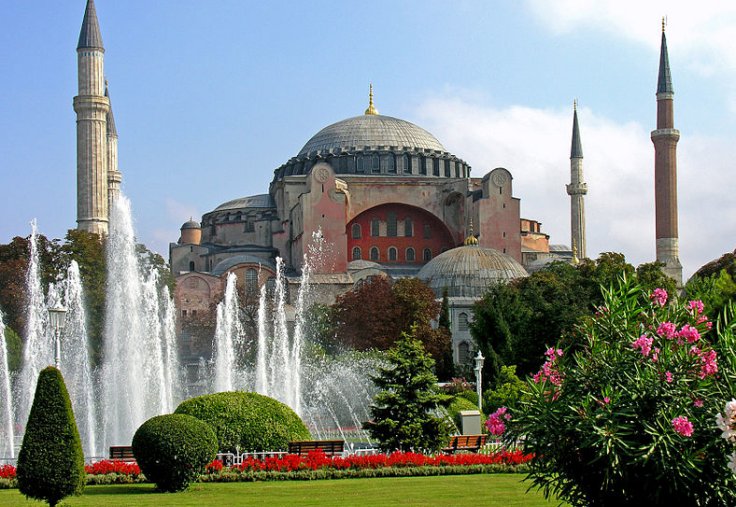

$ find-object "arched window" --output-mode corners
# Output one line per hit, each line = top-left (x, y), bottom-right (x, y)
(352, 247), (362, 261)
(371, 218), (380, 237)
(404, 218), (413, 237)
(370, 247), (379, 261)
(388, 247), (397, 261)
(387, 212), (397, 237)
(406, 247), (415, 262)
(420, 157), (427, 175)
(423, 248), (432, 262)
(357, 156), (365, 172)
(433, 158), (440, 176)
(189, 261), (195, 271)
(371, 154), (380, 173)
(387, 155), (396, 173)
(458, 342), (471, 364)
(444, 159), (451, 177)
(245, 268), (258, 295)
(458, 313), (469, 331)
(352, 223), (361, 239)
(423, 224), (432, 239)
(402, 154), (411, 174)
(339, 157), (348, 172)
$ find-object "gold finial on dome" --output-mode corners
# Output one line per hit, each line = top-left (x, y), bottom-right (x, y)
(464, 218), (479, 246)
(662, 16), (666, 33)
(365, 83), (379, 115)
(571, 242), (580, 265)
(573, 98), (577, 111)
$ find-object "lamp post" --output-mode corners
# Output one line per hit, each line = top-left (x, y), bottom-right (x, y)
(474, 350), (485, 412)
(48, 304), (67, 369)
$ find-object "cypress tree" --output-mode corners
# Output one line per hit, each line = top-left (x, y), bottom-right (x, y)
(17, 366), (85, 506)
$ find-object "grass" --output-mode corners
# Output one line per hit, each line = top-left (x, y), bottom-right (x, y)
(0, 474), (564, 506)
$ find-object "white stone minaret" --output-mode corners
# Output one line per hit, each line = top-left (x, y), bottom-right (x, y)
(651, 21), (683, 286)
(74, 0), (110, 235)
(566, 100), (587, 259)
(105, 81), (122, 206)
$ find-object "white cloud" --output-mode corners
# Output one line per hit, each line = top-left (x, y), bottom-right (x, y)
(415, 94), (736, 280)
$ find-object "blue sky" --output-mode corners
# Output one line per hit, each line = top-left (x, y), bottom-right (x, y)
(1, 0), (735, 279)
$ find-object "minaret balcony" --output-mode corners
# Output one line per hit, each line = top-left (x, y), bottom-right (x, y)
(566, 183), (587, 195)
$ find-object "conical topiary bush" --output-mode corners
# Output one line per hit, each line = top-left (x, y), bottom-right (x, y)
(17, 366), (85, 507)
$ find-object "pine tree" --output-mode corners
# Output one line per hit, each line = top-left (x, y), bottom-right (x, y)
(364, 329), (451, 452)
(17, 366), (85, 507)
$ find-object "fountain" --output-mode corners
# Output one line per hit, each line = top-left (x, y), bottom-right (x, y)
(0, 312), (14, 458)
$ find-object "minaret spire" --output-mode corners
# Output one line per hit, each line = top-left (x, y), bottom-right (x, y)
(567, 100), (587, 259)
(74, 0), (110, 235)
(651, 20), (683, 286)
(105, 81), (122, 206)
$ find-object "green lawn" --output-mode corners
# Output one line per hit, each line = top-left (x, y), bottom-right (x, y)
(0, 475), (564, 506)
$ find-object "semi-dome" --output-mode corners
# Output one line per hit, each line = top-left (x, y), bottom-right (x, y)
(298, 115), (446, 156)
(418, 245), (528, 298)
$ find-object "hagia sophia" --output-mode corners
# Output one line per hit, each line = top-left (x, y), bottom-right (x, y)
(73, 0), (682, 366)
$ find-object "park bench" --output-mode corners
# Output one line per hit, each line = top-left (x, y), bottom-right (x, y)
(288, 439), (345, 457)
(109, 445), (136, 462)
(441, 434), (486, 454)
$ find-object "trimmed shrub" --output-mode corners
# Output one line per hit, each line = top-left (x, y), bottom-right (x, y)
(16, 366), (85, 507)
(446, 396), (480, 430)
(175, 392), (310, 453)
(132, 414), (217, 492)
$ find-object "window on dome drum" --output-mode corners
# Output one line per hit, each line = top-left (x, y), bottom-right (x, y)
(387, 212), (397, 237)
(352, 247), (361, 261)
(357, 156), (365, 172)
(387, 155), (396, 173)
(371, 155), (380, 173)
(371, 218), (380, 237)
(423, 248), (432, 262)
(433, 158), (440, 176)
(406, 247), (415, 262)
(420, 157), (427, 175)
(459, 341), (471, 364)
(370, 247), (379, 261)
(444, 160), (450, 177)
(245, 268), (258, 295)
(423, 224), (431, 239)
(404, 218), (413, 237)
(388, 247), (397, 261)
(352, 223), (361, 239)
(458, 313), (469, 331)
(339, 157), (348, 172)
(244, 221), (254, 232)
(402, 154), (410, 174)
(189, 261), (195, 271)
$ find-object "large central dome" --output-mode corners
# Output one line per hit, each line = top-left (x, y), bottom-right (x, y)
(298, 114), (446, 156)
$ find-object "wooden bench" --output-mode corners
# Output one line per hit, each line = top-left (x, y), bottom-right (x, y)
(288, 439), (345, 457)
(441, 435), (486, 454)
(109, 445), (136, 462)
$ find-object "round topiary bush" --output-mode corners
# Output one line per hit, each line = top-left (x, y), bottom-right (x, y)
(17, 367), (85, 507)
(132, 413), (217, 492)
(174, 392), (310, 453)
(447, 396), (481, 430)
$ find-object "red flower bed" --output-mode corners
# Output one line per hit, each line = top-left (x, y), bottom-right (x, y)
(228, 449), (532, 473)
(85, 460), (141, 476)
(0, 464), (15, 479)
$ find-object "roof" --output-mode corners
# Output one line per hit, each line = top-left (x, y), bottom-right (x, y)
(418, 245), (528, 298)
(211, 255), (276, 276)
(298, 114), (446, 156)
(77, 0), (104, 50)
(657, 31), (674, 95)
(213, 194), (275, 212)
(571, 106), (583, 158)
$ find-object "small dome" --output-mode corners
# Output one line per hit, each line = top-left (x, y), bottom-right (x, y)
(181, 219), (200, 230)
(418, 245), (527, 298)
(298, 115), (446, 156)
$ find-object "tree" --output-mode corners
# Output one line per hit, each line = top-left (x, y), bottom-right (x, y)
(363, 329), (451, 452)
(16, 367), (85, 507)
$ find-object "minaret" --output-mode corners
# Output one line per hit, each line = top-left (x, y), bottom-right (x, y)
(74, 0), (110, 235)
(651, 20), (683, 286)
(566, 100), (587, 259)
(105, 81), (122, 206)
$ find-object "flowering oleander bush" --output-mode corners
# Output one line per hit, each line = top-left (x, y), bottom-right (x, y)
(504, 278), (736, 506)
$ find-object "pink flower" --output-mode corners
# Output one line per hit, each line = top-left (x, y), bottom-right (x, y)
(678, 324), (701, 344)
(533, 348), (564, 386)
(688, 300), (705, 316)
(631, 335), (654, 357)
(652, 347), (660, 362)
(656, 322), (677, 340)
(486, 407), (510, 436)
(672, 416), (694, 437)
(693, 399), (704, 408)
(665, 371), (673, 383)
(699, 349), (718, 379)
(651, 288), (668, 307)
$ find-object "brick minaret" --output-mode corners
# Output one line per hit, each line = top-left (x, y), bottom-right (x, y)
(567, 100), (587, 259)
(74, 0), (110, 235)
(651, 22), (683, 286)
